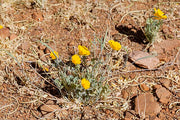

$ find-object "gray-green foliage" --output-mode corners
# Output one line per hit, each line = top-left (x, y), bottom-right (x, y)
(53, 57), (110, 104)
(52, 32), (111, 104)
(144, 18), (162, 44)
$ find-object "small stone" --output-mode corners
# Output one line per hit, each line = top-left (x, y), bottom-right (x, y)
(153, 85), (161, 89)
(124, 118), (131, 120)
(122, 89), (128, 99)
(126, 86), (138, 98)
(32, 12), (43, 21)
(39, 100), (60, 114)
(135, 93), (161, 116)
(129, 51), (160, 69)
(129, 73), (136, 79)
(140, 84), (150, 91)
(10, 34), (18, 40)
(40, 104), (60, 114)
(46, 100), (55, 105)
(0, 28), (10, 39)
(160, 79), (170, 88)
(124, 110), (135, 119)
(156, 87), (171, 104)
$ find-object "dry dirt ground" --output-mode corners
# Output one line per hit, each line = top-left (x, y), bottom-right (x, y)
(0, 0), (180, 120)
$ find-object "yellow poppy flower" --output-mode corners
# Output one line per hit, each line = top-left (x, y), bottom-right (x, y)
(50, 51), (59, 60)
(0, 25), (3, 29)
(108, 40), (121, 51)
(72, 54), (81, 65)
(81, 78), (90, 90)
(43, 67), (49, 72)
(78, 45), (90, 56)
(154, 8), (167, 20)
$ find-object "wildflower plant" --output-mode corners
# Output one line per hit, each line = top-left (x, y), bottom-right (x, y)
(40, 32), (122, 105)
(144, 8), (167, 46)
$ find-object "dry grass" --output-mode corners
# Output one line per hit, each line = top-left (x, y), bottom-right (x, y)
(0, 0), (179, 119)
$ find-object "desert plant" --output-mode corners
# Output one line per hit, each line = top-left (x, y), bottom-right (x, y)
(39, 31), (122, 105)
(144, 8), (167, 48)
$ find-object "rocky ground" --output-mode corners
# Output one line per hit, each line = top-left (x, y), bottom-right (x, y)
(0, 0), (180, 119)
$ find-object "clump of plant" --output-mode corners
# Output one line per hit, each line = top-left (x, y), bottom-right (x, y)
(144, 8), (167, 48)
(40, 34), (122, 105)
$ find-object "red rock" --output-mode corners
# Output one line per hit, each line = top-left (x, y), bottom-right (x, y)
(159, 79), (170, 88)
(135, 93), (161, 116)
(124, 110), (135, 119)
(126, 86), (138, 98)
(40, 104), (58, 114)
(156, 87), (171, 104)
(150, 39), (180, 62)
(39, 100), (60, 114)
(0, 28), (10, 39)
(140, 84), (150, 91)
(129, 51), (159, 69)
(32, 12), (44, 21)
(121, 89), (128, 99)
(153, 85), (161, 89)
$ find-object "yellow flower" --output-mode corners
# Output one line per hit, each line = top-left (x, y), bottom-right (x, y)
(154, 8), (167, 20)
(78, 45), (90, 56)
(50, 51), (59, 60)
(0, 25), (3, 29)
(108, 40), (121, 51)
(81, 78), (90, 90)
(72, 54), (81, 65)
(43, 67), (49, 72)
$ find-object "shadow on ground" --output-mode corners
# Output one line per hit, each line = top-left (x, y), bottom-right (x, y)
(115, 25), (146, 44)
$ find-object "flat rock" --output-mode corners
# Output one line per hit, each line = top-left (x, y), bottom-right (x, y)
(159, 79), (170, 88)
(39, 100), (60, 115)
(129, 51), (159, 69)
(140, 84), (150, 91)
(121, 89), (129, 99)
(150, 39), (180, 62)
(124, 110), (135, 119)
(125, 86), (138, 98)
(156, 87), (171, 104)
(135, 93), (161, 116)
(150, 40), (180, 54)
